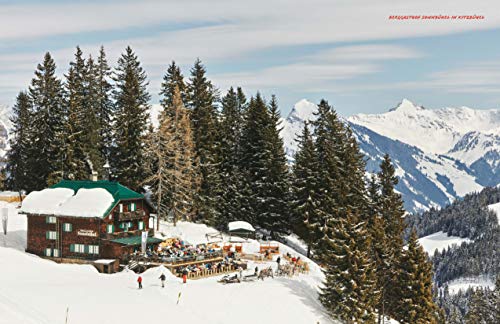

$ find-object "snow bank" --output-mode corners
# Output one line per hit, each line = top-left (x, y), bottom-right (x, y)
(228, 220), (255, 232)
(488, 202), (500, 225)
(20, 188), (114, 218)
(20, 188), (74, 215)
(418, 231), (471, 255)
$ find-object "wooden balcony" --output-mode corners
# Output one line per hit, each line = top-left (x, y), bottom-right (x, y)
(101, 228), (154, 240)
(114, 210), (145, 221)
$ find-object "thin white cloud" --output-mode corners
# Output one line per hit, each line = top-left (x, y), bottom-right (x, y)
(310, 45), (424, 62)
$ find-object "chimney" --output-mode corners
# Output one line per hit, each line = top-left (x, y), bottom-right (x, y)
(90, 171), (98, 181)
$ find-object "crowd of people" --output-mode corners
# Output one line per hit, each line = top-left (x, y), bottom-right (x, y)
(145, 239), (222, 263)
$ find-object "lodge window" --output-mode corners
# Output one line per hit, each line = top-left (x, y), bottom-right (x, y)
(63, 223), (72, 232)
(107, 224), (114, 233)
(46, 231), (57, 240)
(46, 216), (56, 224)
(119, 204), (123, 213)
(130, 202), (136, 212)
(45, 248), (59, 257)
(88, 245), (99, 254)
(138, 221), (144, 230)
(70, 244), (86, 253)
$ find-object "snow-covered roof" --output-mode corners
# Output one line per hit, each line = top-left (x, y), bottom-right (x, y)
(20, 187), (114, 218)
(228, 221), (255, 232)
(20, 188), (75, 215)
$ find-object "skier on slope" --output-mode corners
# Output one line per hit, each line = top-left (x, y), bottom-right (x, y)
(137, 275), (143, 289)
(159, 273), (166, 288)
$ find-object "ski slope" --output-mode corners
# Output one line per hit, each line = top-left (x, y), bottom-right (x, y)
(0, 202), (334, 324)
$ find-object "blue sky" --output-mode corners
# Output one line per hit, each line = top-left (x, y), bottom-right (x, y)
(1, 0), (500, 116)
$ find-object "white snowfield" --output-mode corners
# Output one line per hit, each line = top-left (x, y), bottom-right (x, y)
(0, 201), (334, 324)
(417, 231), (471, 255)
(488, 202), (500, 225)
(446, 276), (496, 295)
(20, 188), (114, 218)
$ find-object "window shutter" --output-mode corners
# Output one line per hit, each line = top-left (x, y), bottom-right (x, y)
(45, 216), (49, 223)
(46, 231), (49, 239)
(70, 244), (75, 252)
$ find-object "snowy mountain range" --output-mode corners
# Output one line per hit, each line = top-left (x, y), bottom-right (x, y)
(281, 99), (500, 213)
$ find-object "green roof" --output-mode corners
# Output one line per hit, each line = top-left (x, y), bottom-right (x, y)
(51, 180), (144, 217)
(110, 236), (163, 246)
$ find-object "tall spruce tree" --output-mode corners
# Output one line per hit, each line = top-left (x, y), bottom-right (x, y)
(6, 91), (33, 191)
(217, 87), (246, 228)
(367, 175), (391, 322)
(263, 95), (290, 236)
(63, 46), (91, 180)
(96, 46), (114, 164)
(28, 52), (67, 188)
(187, 59), (221, 225)
(291, 122), (319, 257)
(239, 94), (289, 235)
(396, 229), (440, 323)
(309, 99), (377, 321)
(378, 154), (406, 317)
(111, 46), (151, 190)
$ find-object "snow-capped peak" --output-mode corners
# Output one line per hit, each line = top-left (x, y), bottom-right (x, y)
(288, 99), (318, 123)
(389, 98), (424, 113)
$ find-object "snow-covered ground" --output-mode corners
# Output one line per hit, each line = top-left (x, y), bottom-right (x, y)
(417, 231), (471, 255)
(488, 202), (500, 225)
(0, 201), (334, 324)
(446, 276), (496, 295)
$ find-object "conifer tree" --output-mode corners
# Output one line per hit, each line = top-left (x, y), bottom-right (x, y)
(217, 87), (246, 228)
(378, 154), (406, 316)
(145, 86), (199, 226)
(263, 95), (290, 236)
(63, 46), (91, 180)
(96, 46), (114, 164)
(187, 59), (221, 225)
(111, 46), (151, 190)
(28, 52), (67, 188)
(159, 61), (188, 117)
(291, 122), (319, 257)
(396, 229), (440, 323)
(320, 209), (378, 323)
(6, 91), (33, 191)
(367, 175), (390, 322)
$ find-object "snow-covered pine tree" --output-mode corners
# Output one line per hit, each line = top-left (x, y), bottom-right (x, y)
(6, 91), (33, 191)
(187, 59), (221, 225)
(309, 99), (377, 321)
(291, 122), (319, 257)
(366, 175), (390, 322)
(111, 46), (151, 191)
(263, 95), (290, 236)
(63, 47), (92, 180)
(84, 54), (105, 177)
(396, 229), (440, 323)
(159, 61), (188, 117)
(28, 52), (67, 188)
(378, 154), (407, 317)
(144, 86), (199, 226)
(96, 46), (114, 164)
(320, 209), (378, 323)
(217, 87), (246, 229)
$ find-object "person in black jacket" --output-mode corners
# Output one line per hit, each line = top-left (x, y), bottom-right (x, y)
(159, 273), (166, 288)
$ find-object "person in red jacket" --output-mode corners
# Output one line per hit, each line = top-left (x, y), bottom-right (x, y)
(137, 275), (143, 289)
